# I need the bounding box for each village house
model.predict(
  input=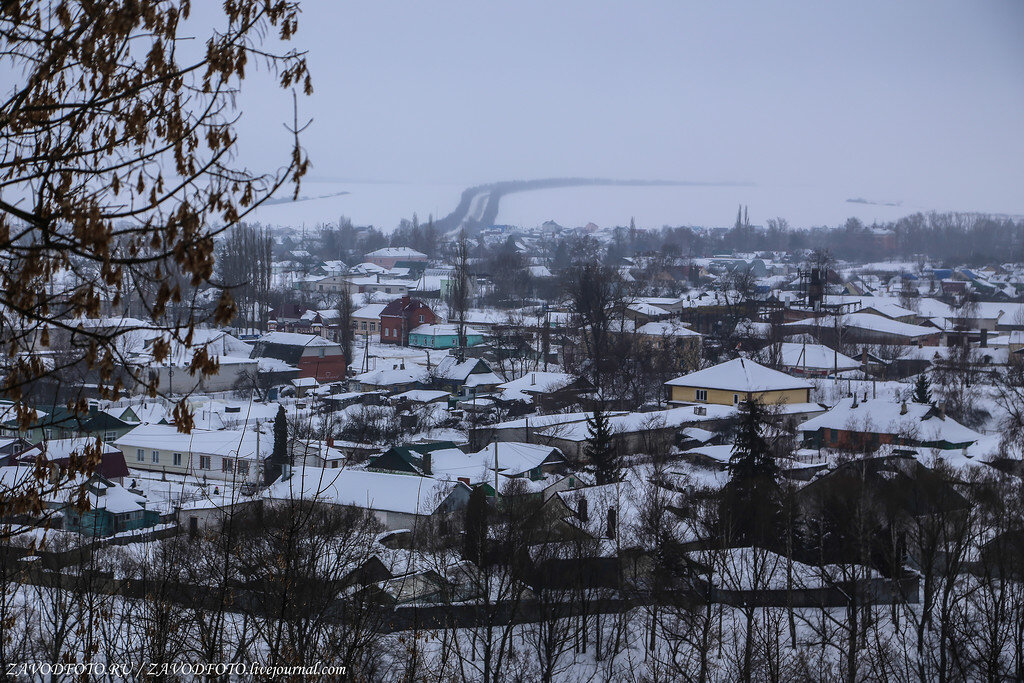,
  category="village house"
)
[666,357,813,407]
[250,331,347,382]
[352,303,387,336]
[59,474,161,537]
[352,364,428,393]
[771,342,862,377]
[264,466,470,531]
[114,424,271,483]
[797,398,982,453]
[408,324,485,350]
[379,296,436,346]
[365,247,429,269]
[16,438,131,484]
[495,371,592,412]
[429,356,502,399]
